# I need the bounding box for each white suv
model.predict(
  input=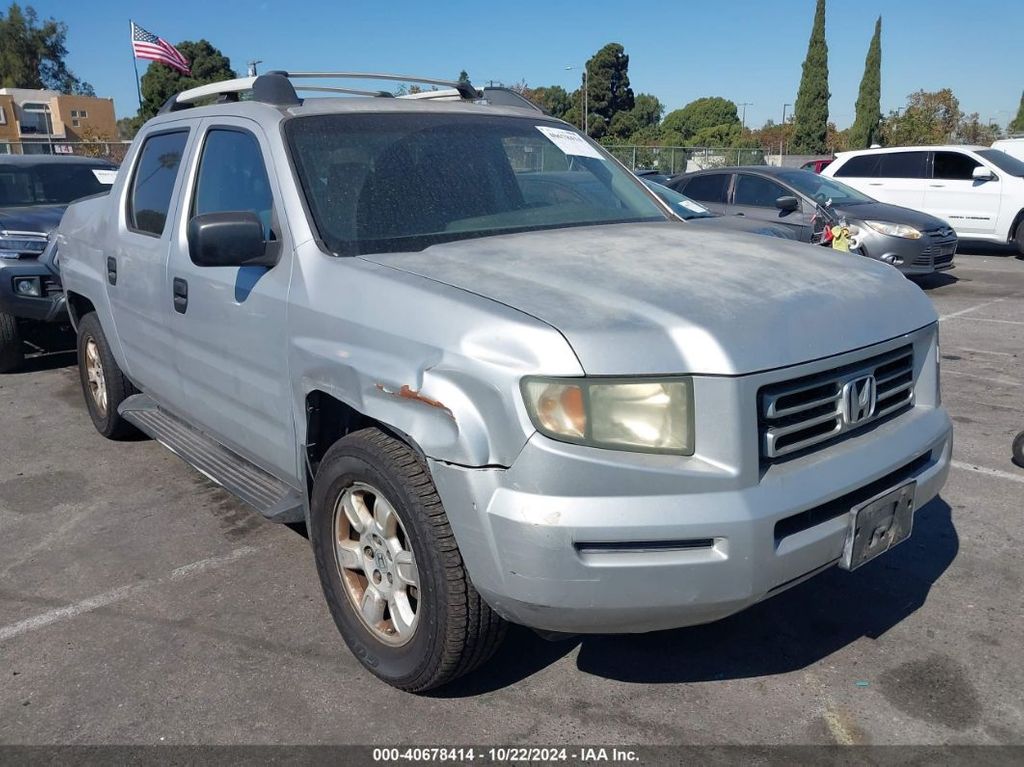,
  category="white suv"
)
[822,145,1024,253]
